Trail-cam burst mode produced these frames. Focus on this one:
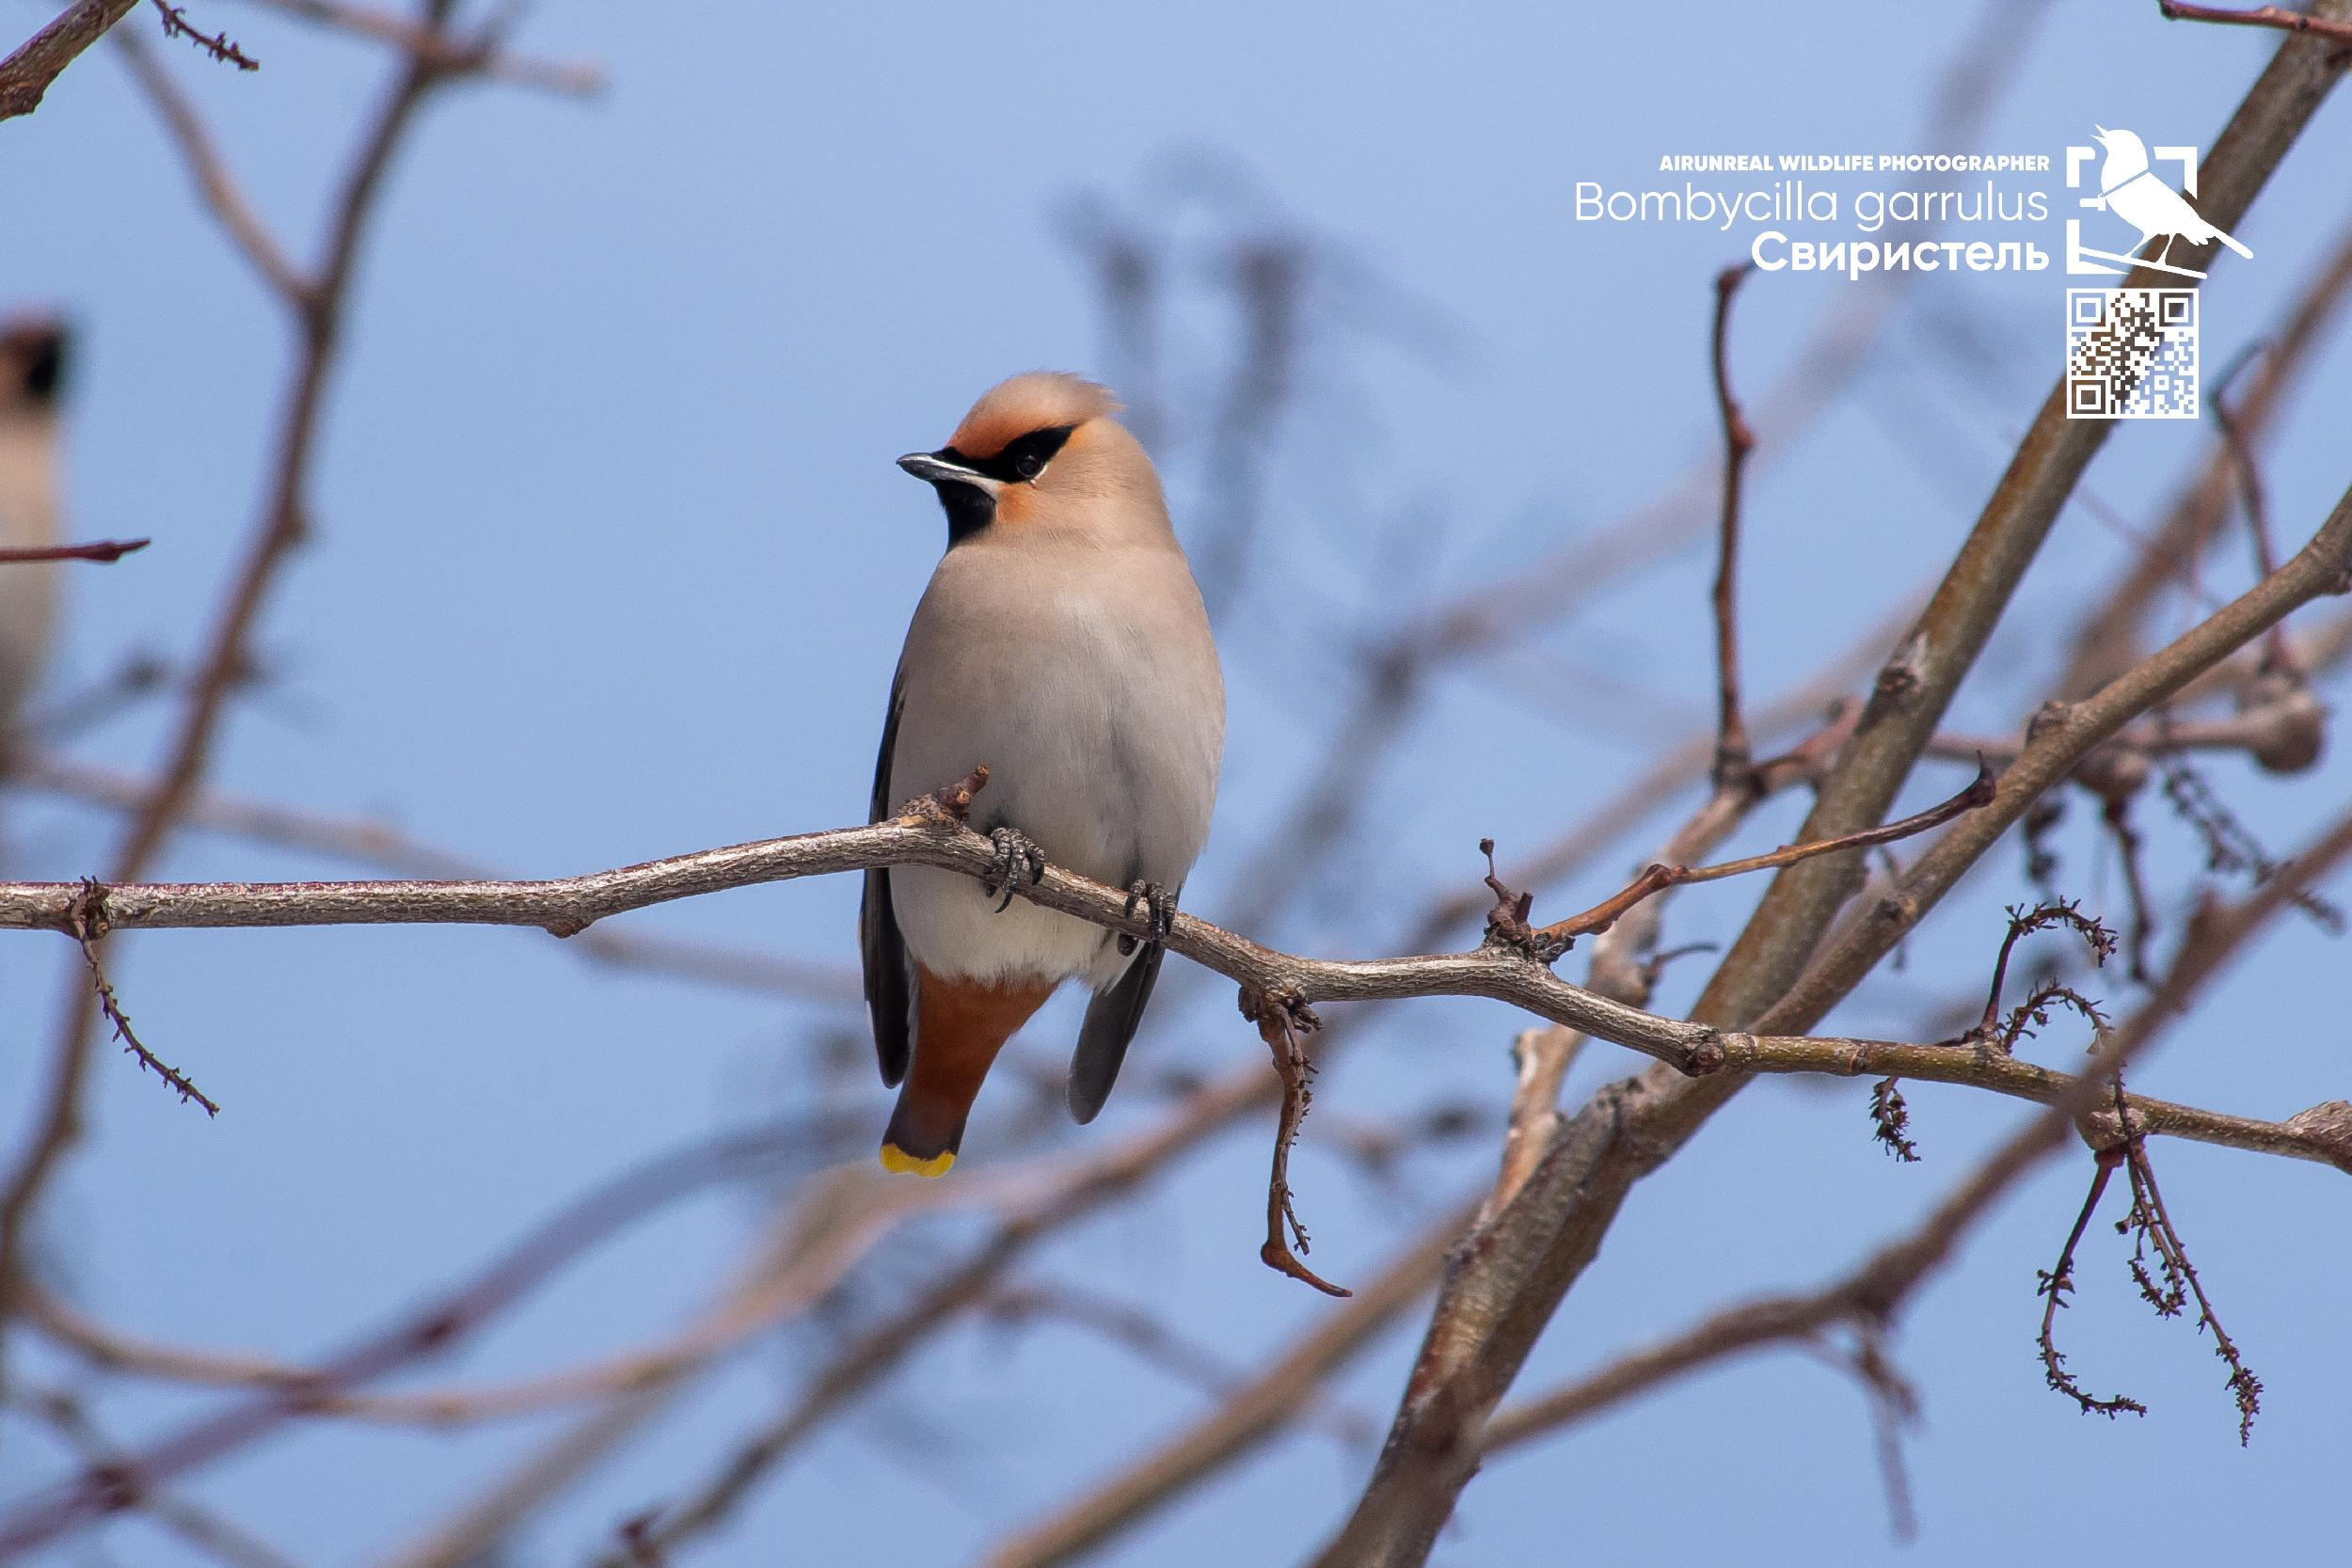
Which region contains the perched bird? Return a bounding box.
[2084,127,2252,268]
[863,372,1224,1176]
[0,316,68,761]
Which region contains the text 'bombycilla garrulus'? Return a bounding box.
[0,316,67,760]
[863,372,1224,1175]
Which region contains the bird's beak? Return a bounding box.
[2092,126,2110,146]
[897,451,1001,495]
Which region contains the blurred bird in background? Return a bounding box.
[0,314,68,768]
[2084,126,2253,270]
[863,372,1224,1176]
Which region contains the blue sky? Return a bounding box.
[3,1,2349,1563]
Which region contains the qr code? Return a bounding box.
[2066,288,2197,420]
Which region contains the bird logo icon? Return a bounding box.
[2071,126,2251,278]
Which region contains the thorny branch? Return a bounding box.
[1867,1076,1919,1163]
[1240,987,1346,1295]
[2042,1074,2265,1436]
[2117,1116,2264,1442]
[2035,1148,2145,1418]
[64,879,217,1117]
[150,0,257,68]
[1973,899,2118,1042]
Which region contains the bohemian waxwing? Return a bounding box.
[863,372,1224,1174]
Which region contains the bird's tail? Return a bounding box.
[2214,228,2253,261]
[879,967,1053,1177]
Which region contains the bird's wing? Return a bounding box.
[1068,895,1177,1124]
[861,670,916,1086]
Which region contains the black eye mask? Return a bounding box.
[937,423,1076,485]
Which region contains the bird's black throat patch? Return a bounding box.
[934,482,995,546]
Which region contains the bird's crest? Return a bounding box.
[946,372,1120,459]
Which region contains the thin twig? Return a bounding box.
[2126,1148,2265,1442]
[2211,356,2298,674]
[0,538,150,563]
[1240,987,1347,1295]
[2158,0,2352,43]
[1975,900,2117,1036]
[65,879,217,1116]
[1709,261,1757,783]
[149,0,257,67]
[2100,792,2160,984]
[1528,761,1995,950]
[14,751,862,1001]
[2035,1151,2146,1418]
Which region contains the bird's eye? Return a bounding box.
[990,425,1073,484]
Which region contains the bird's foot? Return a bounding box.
[1119,880,1175,956]
[983,826,1047,912]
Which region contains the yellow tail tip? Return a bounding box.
[879,1143,955,1179]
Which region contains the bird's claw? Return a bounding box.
[984,826,1046,912]
[1120,880,1174,956]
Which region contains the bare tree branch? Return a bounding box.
[0,707,2334,1179]
[11,752,862,1001]
[0,0,593,1396]
[1488,786,2352,1454]
[0,0,140,120]
[1311,22,2352,1539]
